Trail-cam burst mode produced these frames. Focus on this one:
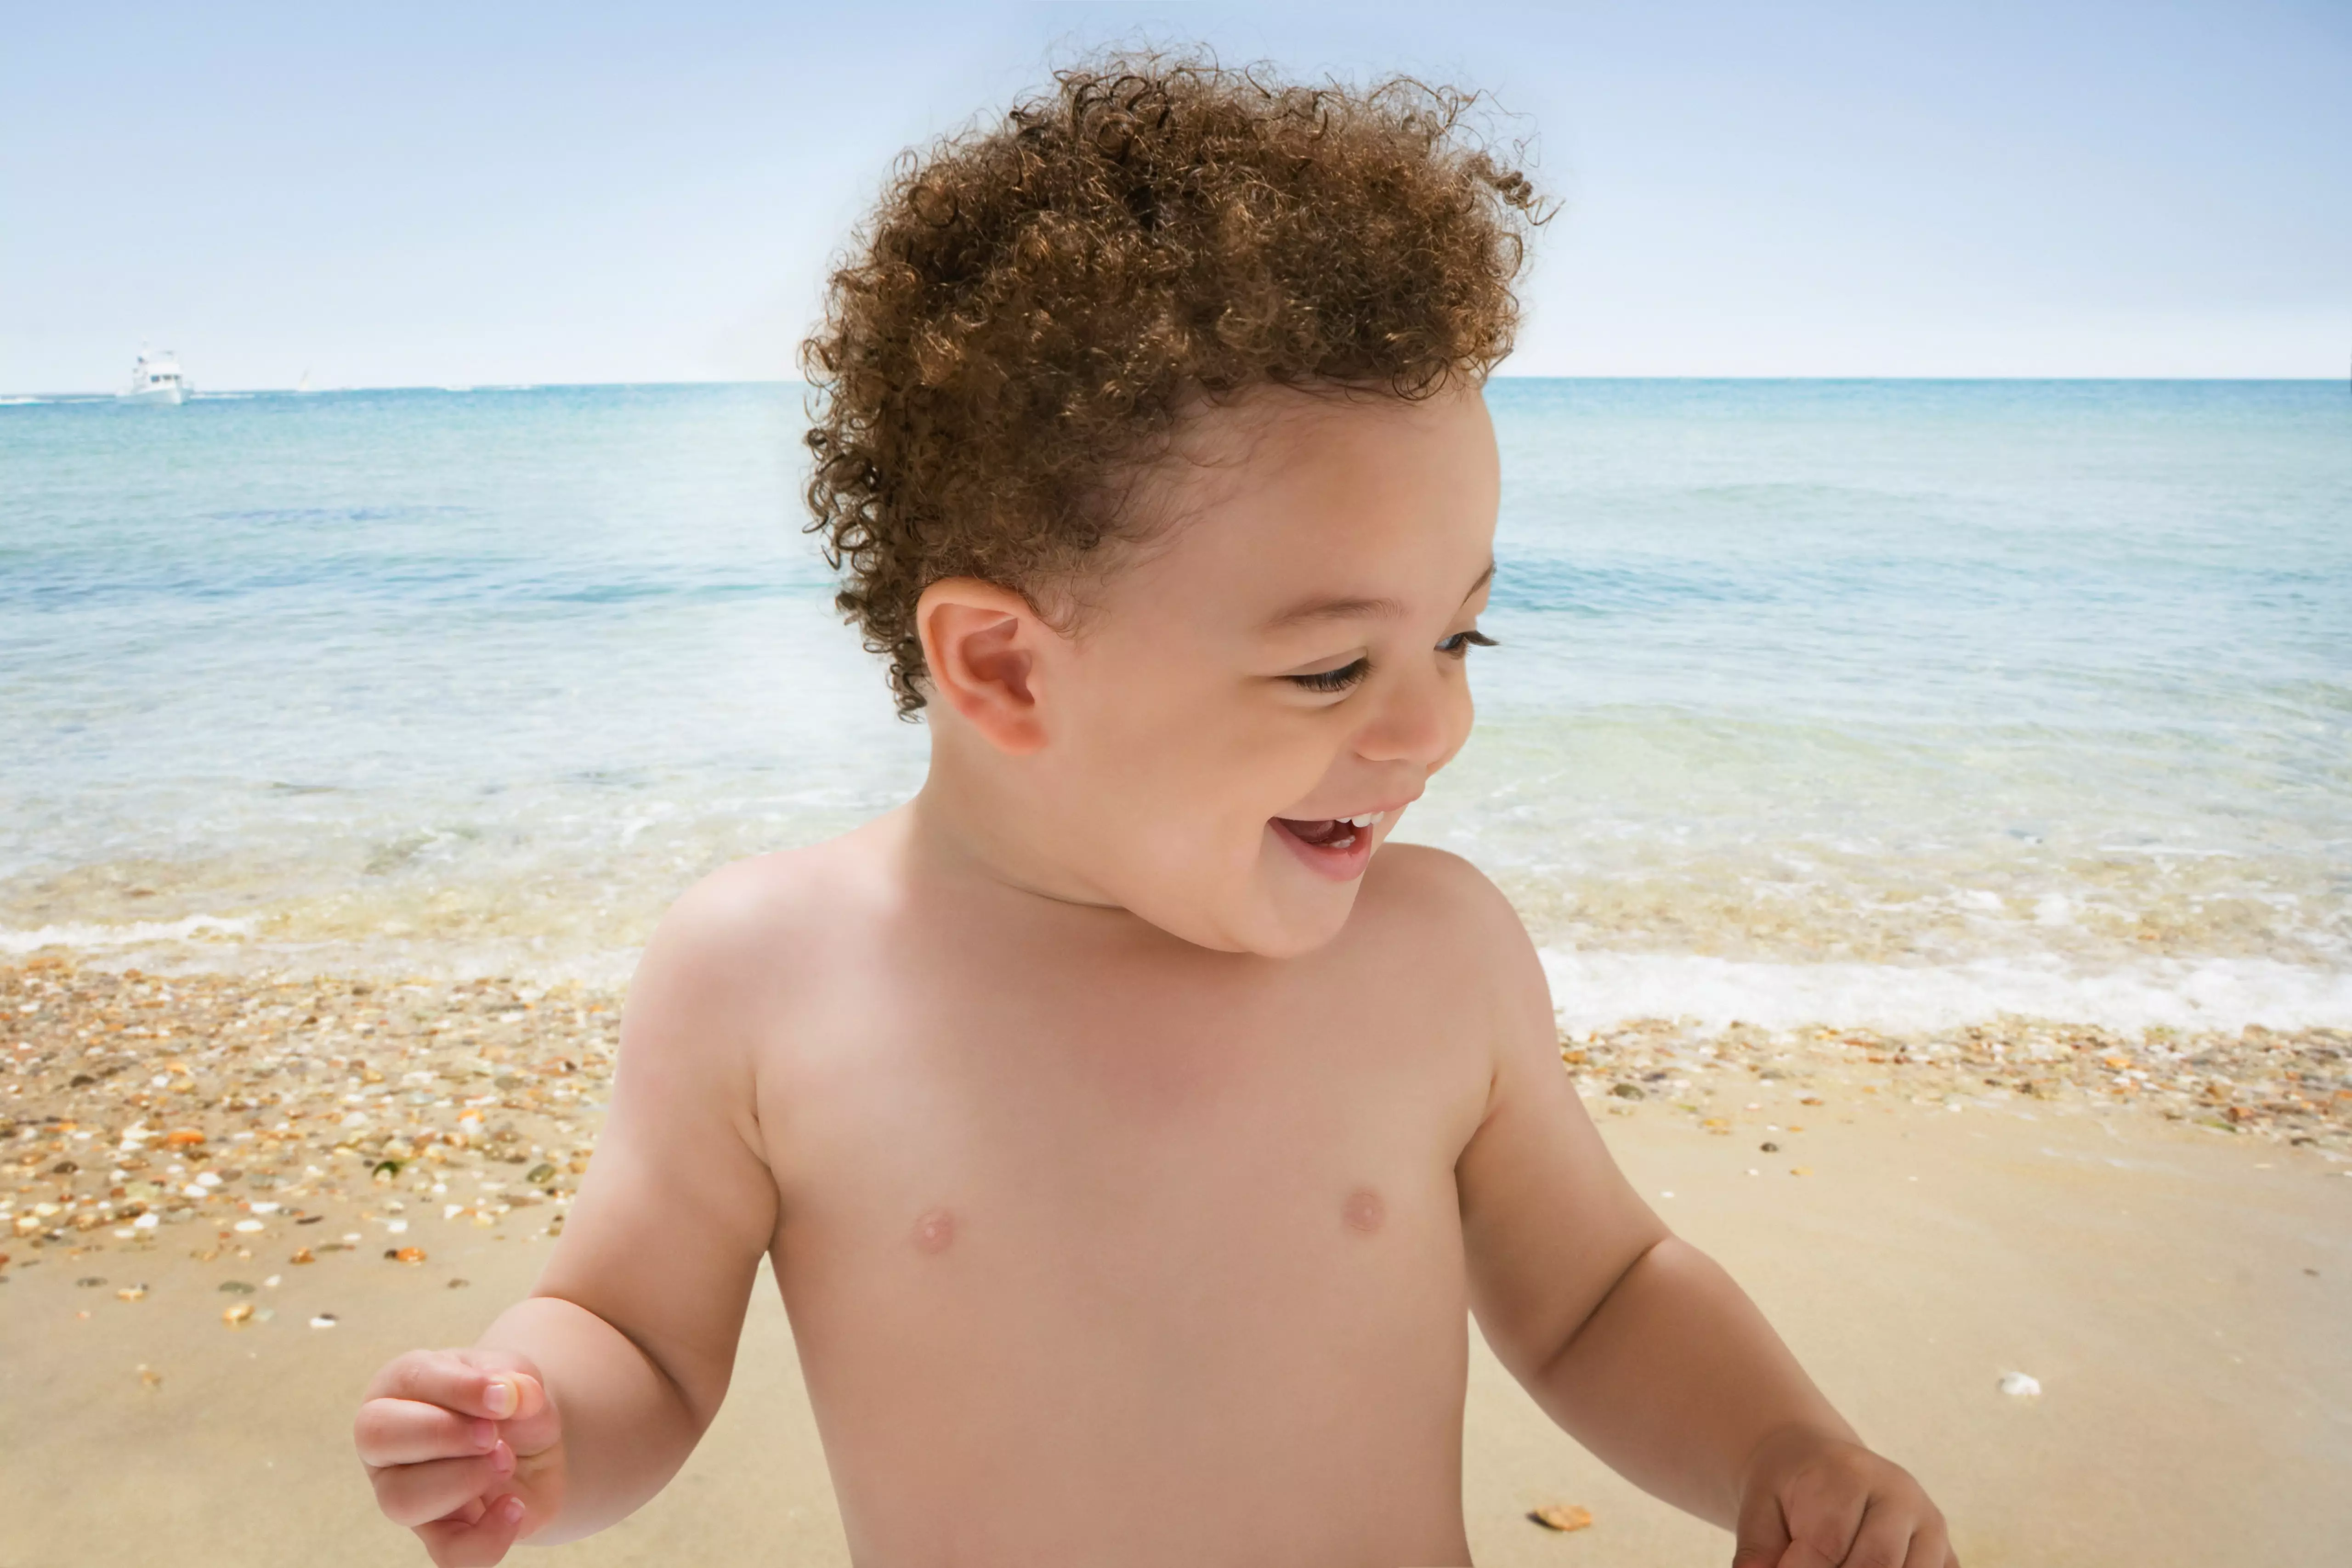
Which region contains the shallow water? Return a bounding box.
[4,380,2346,1027]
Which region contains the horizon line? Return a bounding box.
[8,372,2347,399]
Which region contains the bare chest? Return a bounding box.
[756,948,1486,1289]
[736,917,1497,1562]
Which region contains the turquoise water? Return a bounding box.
[3,380,2347,1028]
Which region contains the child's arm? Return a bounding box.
[1445,872,1955,1568]
[354,873,783,1562]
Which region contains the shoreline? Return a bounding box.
[5,957,2344,1258]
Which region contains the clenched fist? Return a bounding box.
[1733,1426,1957,1568]
[356,1347,564,1567]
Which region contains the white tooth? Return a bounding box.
[1345,813,1381,828]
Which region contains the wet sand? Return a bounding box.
[3,960,2348,1566]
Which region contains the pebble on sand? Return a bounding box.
[0,961,611,1274]
[1553,1014,2349,1155]
[1999,1371,2043,1398]
[1529,1504,1595,1532]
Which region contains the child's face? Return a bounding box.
[1036,384,1499,957]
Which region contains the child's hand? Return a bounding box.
[1732,1426,1956,1568]
[355,1347,563,1567]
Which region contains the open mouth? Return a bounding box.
[1270,811,1386,879]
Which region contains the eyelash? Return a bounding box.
[1289,659,1371,694]
[1285,630,1498,694]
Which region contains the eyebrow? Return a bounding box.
[1256,560,1496,633]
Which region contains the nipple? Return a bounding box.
[1342,1186,1386,1235]
[912,1206,958,1255]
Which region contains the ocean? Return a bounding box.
[4,380,2347,1032]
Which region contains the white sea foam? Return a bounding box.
[1539,946,2352,1035]
[0,915,254,955]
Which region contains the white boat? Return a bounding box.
[120,348,192,404]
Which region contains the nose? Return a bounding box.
[1352,661,1469,769]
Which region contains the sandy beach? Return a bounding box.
[3,957,2347,1566]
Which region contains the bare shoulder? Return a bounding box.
[521,838,896,1414]
[1356,843,1539,962]
[635,827,890,1006]
[615,825,899,1111]
[1351,842,1555,1035]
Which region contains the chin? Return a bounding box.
[1226,877,1363,959]
[1120,872,1360,959]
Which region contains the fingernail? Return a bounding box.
[491,1440,515,1475]
[501,1494,527,1524]
[470,1417,497,1450]
[484,1377,516,1417]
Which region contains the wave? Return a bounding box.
[0,915,254,955]
[1539,946,2352,1035]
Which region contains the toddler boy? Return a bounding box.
[356,58,1954,1568]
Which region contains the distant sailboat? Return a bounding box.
[120,347,191,404]
[297,368,313,394]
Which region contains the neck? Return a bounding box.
[903,727,1121,915]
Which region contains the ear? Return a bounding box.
[914,578,1056,755]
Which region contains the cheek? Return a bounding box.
[1437,682,1477,765]
[1073,672,1327,815]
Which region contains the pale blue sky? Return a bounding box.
[4,1,2345,391]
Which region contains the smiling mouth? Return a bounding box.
[1270,811,1384,852]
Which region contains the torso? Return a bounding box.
[740,830,1500,1567]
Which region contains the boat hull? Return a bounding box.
[119,386,186,405]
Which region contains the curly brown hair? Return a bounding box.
[800,53,1546,714]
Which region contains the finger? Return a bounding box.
[417,1491,528,1568]
[369,1352,544,1423]
[371,1443,516,1528]
[355,1399,501,1466]
[1780,1470,1870,1568]
[1841,1497,1916,1568]
[1731,1482,1791,1568]
[487,1370,554,1443]
[1899,1518,1954,1568]
[1777,1542,1841,1568]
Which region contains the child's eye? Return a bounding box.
[1437,629,1498,659]
[1286,657,1372,694]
